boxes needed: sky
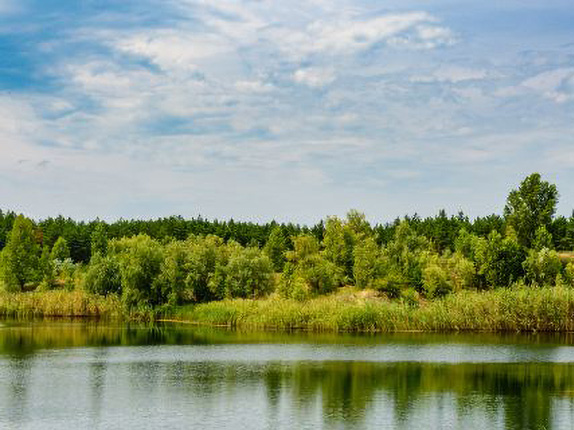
[1,0,574,224]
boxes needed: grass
[2,285,574,332]
[172,286,574,333]
[0,290,123,319]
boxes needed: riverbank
[2,286,574,332]
[172,286,574,332]
[0,290,123,319]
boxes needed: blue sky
[1,0,574,223]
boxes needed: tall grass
[175,286,574,332]
[0,290,123,319]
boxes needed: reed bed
[0,290,123,319]
[176,286,574,333]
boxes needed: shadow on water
[1,320,574,429]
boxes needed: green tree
[84,254,122,296]
[91,223,108,257]
[523,248,562,287]
[476,231,525,288]
[0,215,40,291]
[263,226,287,271]
[504,173,558,248]
[284,235,343,295]
[532,226,553,251]
[322,217,355,280]
[353,237,381,289]
[38,245,56,290]
[50,237,70,262]
[225,247,274,298]
[109,235,165,308]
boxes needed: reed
[175,285,574,332]
[0,290,123,319]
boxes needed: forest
[1,173,573,319]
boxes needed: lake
[1,321,574,429]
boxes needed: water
[1,322,574,429]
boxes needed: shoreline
[3,286,574,334]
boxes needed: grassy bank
[172,286,574,333]
[0,290,123,319]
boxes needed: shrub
[109,235,165,308]
[84,254,122,296]
[353,237,382,289]
[422,263,453,298]
[278,264,311,301]
[523,248,562,287]
[225,247,274,298]
[400,287,420,307]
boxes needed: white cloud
[234,80,275,94]
[522,67,574,102]
[115,31,233,74]
[293,68,335,88]
[412,66,490,83]
[497,67,574,103]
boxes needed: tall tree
[263,226,287,271]
[504,173,558,248]
[0,215,40,291]
[50,237,70,261]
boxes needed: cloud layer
[1,0,574,222]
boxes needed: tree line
[0,173,572,309]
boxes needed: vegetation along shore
[2,172,574,332]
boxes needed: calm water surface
[1,321,574,429]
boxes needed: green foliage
[50,237,70,262]
[278,263,311,301]
[565,262,574,286]
[38,245,56,291]
[400,287,420,307]
[185,285,574,332]
[345,209,371,238]
[225,247,274,298]
[84,254,122,296]
[283,235,343,296]
[532,226,553,251]
[184,235,232,302]
[109,235,165,308]
[476,231,525,288]
[322,217,355,279]
[288,235,321,262]
[523,248,562,287]
[504,173,558,248]
[444,252,476,291]
[422,262,453,298]
[154,241,190,305]
[353,237,382,289]
[91,223,108,257]
[0,215,40,291]
[263,226,287,271]
[373,276,403,298]
[379,221,430,292]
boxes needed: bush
[155,241,189,305]
[278,264,311,301]
[422,263,453,298]
[477,231,525,288]
[84,254,121,296]
[564,262,574,286]
[373,276,403,299]
[445,252,476,291]
[400,287,420,307]
[225,247,274,298]
[353,237,382,288]
[109,235,165,308]
[184,235,234,302]
[523,248,562,287]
